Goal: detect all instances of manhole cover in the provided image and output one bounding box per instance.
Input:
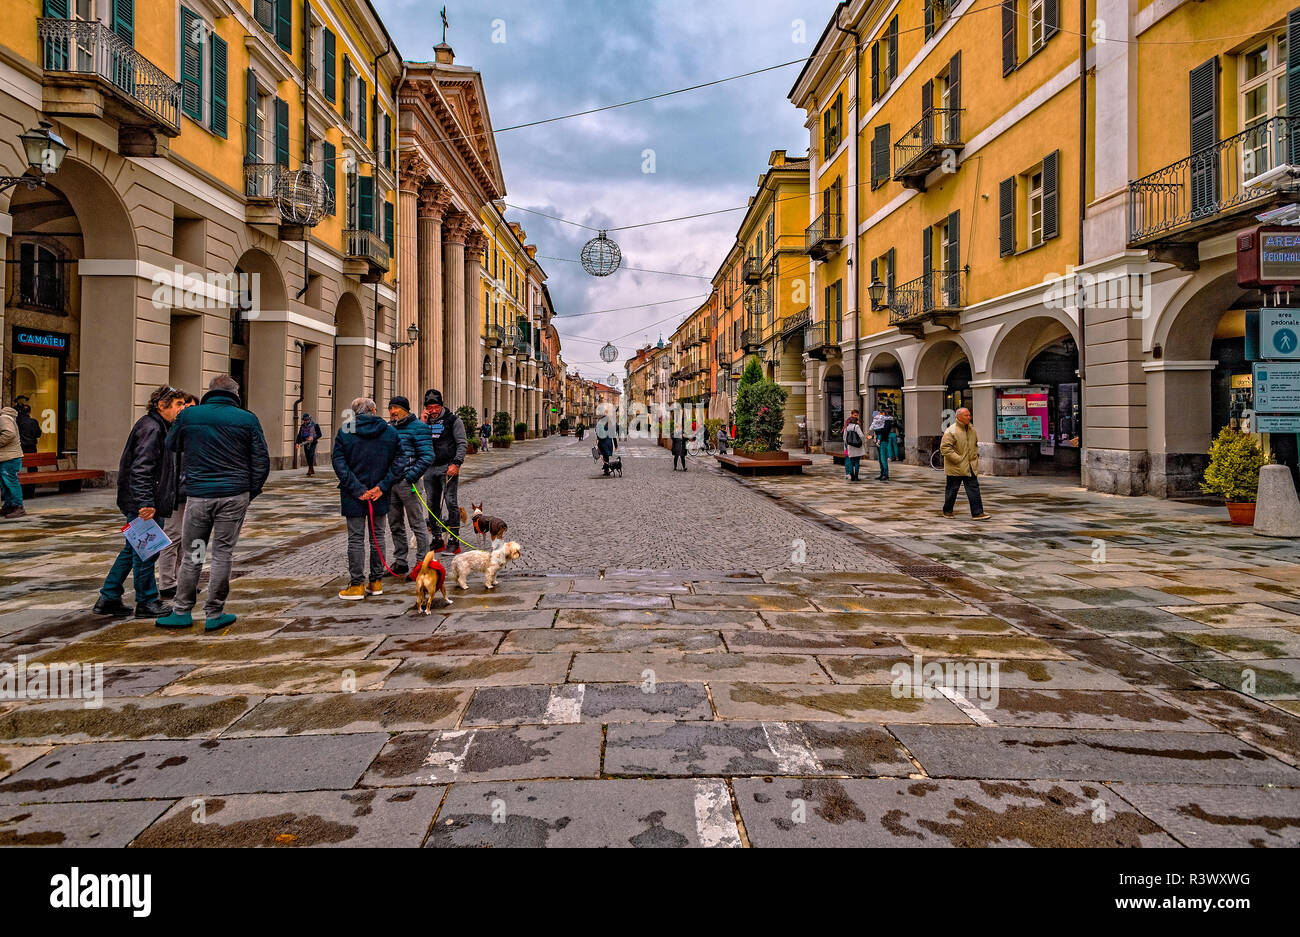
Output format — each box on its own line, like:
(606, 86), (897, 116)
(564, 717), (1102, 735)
(896, 564), (963, 579)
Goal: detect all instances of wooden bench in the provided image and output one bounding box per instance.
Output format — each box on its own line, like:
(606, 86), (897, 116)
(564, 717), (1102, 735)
(715, 453), (812, 476)
(18, 452), (106, 494)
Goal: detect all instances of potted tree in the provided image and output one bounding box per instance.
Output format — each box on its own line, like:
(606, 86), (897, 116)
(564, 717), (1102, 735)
(457, 405), (479, 454)
(559, 418), (570, 436)
(1201, 426), (1268, 525)
(515, 421), (529, 441)
(492, 410), (513, 449)
(733, 357), (789, 460)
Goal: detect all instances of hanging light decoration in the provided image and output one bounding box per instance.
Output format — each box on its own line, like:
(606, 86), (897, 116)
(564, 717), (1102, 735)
(607, 373), (619, 388)
(600, 341), (618, 363)
(580, 230), (622, 277)
(275, 163), (328, 227)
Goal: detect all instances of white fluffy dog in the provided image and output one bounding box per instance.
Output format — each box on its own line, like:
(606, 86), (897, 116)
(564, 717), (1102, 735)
(450, 540), (523, 590)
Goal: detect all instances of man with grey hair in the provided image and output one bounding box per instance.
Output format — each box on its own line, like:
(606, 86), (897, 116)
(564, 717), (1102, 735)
(156, 374), (270, 630)
(332, 396), (406, 600)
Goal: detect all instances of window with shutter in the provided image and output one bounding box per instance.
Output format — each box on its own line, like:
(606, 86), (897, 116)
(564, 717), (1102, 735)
(342, 57), (352, 120)
(210, 34), (227, 138)
(1042, 150), (1060, 241)
(943, 211), (960, 306)
(112, 0), (133, 45)
(1189, 58), (1219, 215)
(382, 113), (391, 168)
(1045, 0), (1060, 40)
(274, 0), (292, 53)
(384, 201), (394, 251)
(357, 78), (367, 139)
(925, 0), (935, 40)
(999, 176), (1016, 256)
(245, 69), (259, 162)
(1287, 11), (1300, 163)
(323, 29), (336, 102)
(887, 17), (898, 84)
(358, 176), (373, 232)
(1002, 0), (1017, 75)
(871, 41), (880, 102)
(322, 140), (336, 214)
(921, 227), (933, 309)
(274, 96), (289, 168)
(180, 7), (203, 122)
(947, 52), (961, 142)
(871, 124), (889, 188)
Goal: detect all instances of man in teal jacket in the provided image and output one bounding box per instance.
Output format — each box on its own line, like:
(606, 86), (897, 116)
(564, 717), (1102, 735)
(385, 395), (434, 576)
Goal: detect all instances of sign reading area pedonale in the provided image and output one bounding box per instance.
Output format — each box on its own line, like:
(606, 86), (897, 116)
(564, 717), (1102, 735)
(1260, 230), (1300, 282)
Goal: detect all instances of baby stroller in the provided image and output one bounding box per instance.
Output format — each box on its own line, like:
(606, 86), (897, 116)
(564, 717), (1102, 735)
(592, 444), (623, 477)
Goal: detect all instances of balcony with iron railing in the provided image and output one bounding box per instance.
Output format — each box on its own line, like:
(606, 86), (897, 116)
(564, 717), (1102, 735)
(487, 324), (510, 348)
(805, 211), (844, 260)
(343, 228), (390, 276)
(38, 18), (181, 153)
(1127, 116), (1300, 268)
(740, 328), (763, 354)
(780, 307), (810, 338)
(888, 267), (966, 337)
(742, 255), (764, 284)
(893, 107), (964, 191)
(803, 317), (830, 360)
(512, 326), (532, 357)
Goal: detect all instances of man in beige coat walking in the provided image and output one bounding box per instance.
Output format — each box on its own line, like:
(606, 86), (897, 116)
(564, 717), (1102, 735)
(939, 408), (991, 519)
(0, 405), (25, 519)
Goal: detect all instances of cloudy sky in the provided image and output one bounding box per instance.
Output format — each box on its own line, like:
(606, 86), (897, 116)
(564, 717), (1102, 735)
(375, 0), (834, 383)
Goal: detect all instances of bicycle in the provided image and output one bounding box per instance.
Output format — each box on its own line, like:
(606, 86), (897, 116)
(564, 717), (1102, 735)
(686, 436), (714, 457)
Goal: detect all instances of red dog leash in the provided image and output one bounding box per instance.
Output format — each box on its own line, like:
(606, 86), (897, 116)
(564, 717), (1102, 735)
(366, 499), (400, 578)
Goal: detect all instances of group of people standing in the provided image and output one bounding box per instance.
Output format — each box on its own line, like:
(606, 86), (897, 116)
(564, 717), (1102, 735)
(842, 409), (898, 483)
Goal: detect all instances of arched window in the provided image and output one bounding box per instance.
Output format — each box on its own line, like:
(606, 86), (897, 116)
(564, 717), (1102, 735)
(17, 242), (63, 313)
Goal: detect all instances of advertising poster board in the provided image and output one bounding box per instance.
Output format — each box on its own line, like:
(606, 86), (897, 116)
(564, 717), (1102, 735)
(996, 385), (1049, 442)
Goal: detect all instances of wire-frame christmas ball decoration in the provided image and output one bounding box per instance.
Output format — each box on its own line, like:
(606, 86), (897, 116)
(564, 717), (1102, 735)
(599, 341), (618, 363)
(580, 230), (622, 277)
(607, 373), (619, 389)
(275, 164), (328, 227)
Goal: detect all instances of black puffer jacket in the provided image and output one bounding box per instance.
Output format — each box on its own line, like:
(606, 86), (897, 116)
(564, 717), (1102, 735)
(116, 410), (169, 517)
(166, 389), (270, 500)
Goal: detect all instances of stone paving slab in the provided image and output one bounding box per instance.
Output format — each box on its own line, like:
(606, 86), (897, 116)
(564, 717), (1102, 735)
(671, 594), (817, 612)
(890, 725), (1300, 784)
(460, 683), (713, 726)
(603, 721), (915, 777)
(426, 778), (741, 848)
(721, 631), (908, 656)
(1109, 783), (1300, 847)
(810, 595), (984, 615)
(33, 634), (385, 666)
(1160, 603), (1300, 629)
(222, 689), (471, 737)
(555, 609), (765, 630)
(733, 778), (1177, 848)
(1152, 689), (1300, 767)
(499, 629), (723, 654)
(711, 683), (971, 724)
(760, 612), (1015, 634)
(897, 634), (1073, 660)
(0, 734), (390, 804)
(373, 632), (505, 657)
(1177, 658), (1300, 699)
(538, 592), (672, 610)
(0, 746), (50, 780)
(277, 614), (447, 636)
(976, 689), (1216, 731)
(0, 800), (173, 847)
(161, 660), (399, 696)
(130, 787), (445, 847)
(569, 579), (692, 594)
(383, 654), (572, 689)
(100, 665), (200, 697)
(362, 724), (602, 785)
(437, 609), (557, 632)
(1168, 628), (1300, 660)
(821, 656), (1138, 690)
(0, 695), (258, 743)
(569, 651), (829, 684)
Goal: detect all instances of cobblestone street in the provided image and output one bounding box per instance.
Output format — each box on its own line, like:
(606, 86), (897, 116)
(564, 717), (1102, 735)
(2, 435), (1299, 847)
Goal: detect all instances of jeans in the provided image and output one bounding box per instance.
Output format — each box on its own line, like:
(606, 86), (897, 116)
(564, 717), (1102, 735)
(845, 455), (860, 480)
(0, 457), (22, 509)
(347, 514), (384, 585)
(302, 442), (318, 470)
(99, 514), (159, 605)
(943, 472), (985, 516)
(173, 493), (250, 618)
(387, 480), (428, 566)
(878, 445), (890, 479)
(424, 470), (460, 545)
(156, 502), (186, 590)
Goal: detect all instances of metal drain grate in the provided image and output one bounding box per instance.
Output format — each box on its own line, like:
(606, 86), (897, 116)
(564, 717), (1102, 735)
(896, 564), (964, 579)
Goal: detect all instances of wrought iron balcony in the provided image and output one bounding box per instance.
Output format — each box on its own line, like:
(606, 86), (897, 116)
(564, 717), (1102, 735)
(38, 18), (181, 152)
(803, 317), (830, 360)
(1128, 117), (1300, 268)
(740, 329), (762, 354)
(487, 325), (510, 348)
(742, 255), (763, 284)
(893, 107), (964, 191)
(512, 327), (531, 357)
(780, 307), (810, 337)
(805, 211), (844, 260)
(344, 228), (390, 275)
(244, 161), (279, 199)
(888, 267), (965, 337)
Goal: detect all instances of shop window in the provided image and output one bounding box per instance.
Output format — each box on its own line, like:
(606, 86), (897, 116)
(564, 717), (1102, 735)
(1028, 167), (1045, 248)
(17, 242), (64, 313)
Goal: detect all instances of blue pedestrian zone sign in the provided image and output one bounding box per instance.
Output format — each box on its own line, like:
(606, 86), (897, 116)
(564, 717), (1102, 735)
(1261, 308), (1300, 359)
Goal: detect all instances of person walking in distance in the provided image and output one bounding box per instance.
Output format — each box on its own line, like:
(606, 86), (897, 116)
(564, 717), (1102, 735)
(867, 409), (890, 481)
(670, 416), (687, 471)
(155, 375), (270, 631)
(334, 397), (406, 600)
(155, 392), (197, 599)
(843, 411), (865, 483)
(385, 395), (434, 577)
(14, 401), (41, 454)
(0, 403), (25, 519)
(421, 389), (467, 554)
(478, 419), (492, 452)
(940, 407), (991, 520)
(296, 412), (322, 476)
(92, 385), (188, 618)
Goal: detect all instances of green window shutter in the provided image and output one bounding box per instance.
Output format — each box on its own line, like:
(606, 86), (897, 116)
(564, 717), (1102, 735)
(357, 78), (367, 139)
(999, 176), (1016, 256)
(1189, 57), (1219, 213)
(1045, 0), (1061, 40)
(887, 17), (898, 84)
(180, 7), (203, 122)
(382, 113), (391, 168)
(274, 95), (289, 167)
(43, 0), (69, 15)
(833, 281), (842, 342)
(1290, 11), (1300, 161)
(871, 41), (879, 102)
(274, 0), (292, 53)
(1042, 150), (1060, 241)
(245, 69), (259, 162)
(111, 0), (133, 45)
(43, 0), (69, 70)
(323, 29), (336, 103)
(948, 52), (961, 142)
(887, 247), (895, 295)
(322, 140), (336, 214)
(871, 124), (889, 187)
(384, 200), (394, 250)
(342, 57), (352, 120)
(925, 0), (935, 39)
(1002, 0), (1017, 75)
(922, 225), (932, 276)
(358, 175), (374, 232)
(210, 33), (227, 138)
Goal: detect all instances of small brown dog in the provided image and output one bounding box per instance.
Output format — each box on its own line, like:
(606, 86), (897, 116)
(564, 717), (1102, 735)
(461, 502), (509, 549)
(413, 551), (451, 614)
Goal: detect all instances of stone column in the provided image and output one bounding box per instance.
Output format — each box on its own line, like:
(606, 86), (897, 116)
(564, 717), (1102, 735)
(397, 156), (425, 400)
(441, 213), (470, 411)
(464, 230), (488, 423)
(416, 183), (452, 397)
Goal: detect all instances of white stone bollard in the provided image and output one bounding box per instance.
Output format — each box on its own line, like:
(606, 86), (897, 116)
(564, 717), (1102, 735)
(1253, 463), (1300, 538)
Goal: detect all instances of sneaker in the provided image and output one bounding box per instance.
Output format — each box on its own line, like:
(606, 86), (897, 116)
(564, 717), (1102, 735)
(366, 579), (384, 596)
(155, 611), (193, 629)
(204, 613), (236, 632)
(339, 584), (366, 600)
(942, 512), (955, 518)
(972, 513), (992, 520)
(135, 599), (171, 619)
(92, 597), (132, 617)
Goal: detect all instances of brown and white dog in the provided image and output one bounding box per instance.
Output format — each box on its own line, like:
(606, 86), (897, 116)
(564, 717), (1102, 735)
(460, 502), (509, 549)
(413, 552), (451, 614)
(450, 541), (522, 590)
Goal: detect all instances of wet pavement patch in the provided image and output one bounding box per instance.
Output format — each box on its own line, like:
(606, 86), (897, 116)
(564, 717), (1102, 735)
(383, 654), (571, 689)
(733, 778), (1176, 847)
(374, 632), (505, 656)
(0, 800), (173, 847)
(555, 609), (765, 630)
(223, 689), (471, 736)
(1109, 783), (1300, 847)
(131, 787), (444, 847)
(461, 682), (713, 726)
(712, 683), (971, 723)
(362, 724), (603, 785)
(722, 631), (908, 656)
(425, 778), (740, 848)
(499, 628), (723, 654)
(1177, 659), (1300, 699)
(569, 651), (829, 684)
(0, 696), (257, 743)
(161, 660), (399, 696)
(0, 733), (390, 803)
(34, 634), (384, 666)
(976, 689), (1215, 731)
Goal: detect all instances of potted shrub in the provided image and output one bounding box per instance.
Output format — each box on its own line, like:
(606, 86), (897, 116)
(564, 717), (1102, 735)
(559, 417), (570, 436)
(491, 434), (513, 449)
(733, 357), (789, 459)
(515, 421), (528, 440)
(457, 405), (478, 454)
(492, 410), (512, 440)
(1201, 426), (1268, 525)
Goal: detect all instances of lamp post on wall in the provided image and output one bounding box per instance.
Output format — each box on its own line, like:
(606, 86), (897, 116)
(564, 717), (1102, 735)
(0, 122), (69, 194)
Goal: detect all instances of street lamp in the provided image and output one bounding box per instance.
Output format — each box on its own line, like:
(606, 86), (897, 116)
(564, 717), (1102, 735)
(1, 122), (69, 194)
(391, 322), (420, 349)
(868, 275), (887, 308)
(482, 354), (493, 377)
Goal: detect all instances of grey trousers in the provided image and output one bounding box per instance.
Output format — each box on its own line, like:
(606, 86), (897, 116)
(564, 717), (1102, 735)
(347, 514), (384, 585)
(173, 493), (250, 618)
(156, 502), (186, 590)
(423, 470), (459, 543)
(386, 481), (427, 566)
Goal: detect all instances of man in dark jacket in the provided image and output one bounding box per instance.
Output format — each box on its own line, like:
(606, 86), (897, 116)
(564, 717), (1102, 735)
(334, 396), (406, 599)
(156, 374), (270, 631)
(421, 389), (467, 554)
(385, 395), (434, 576)
(14, 402), (41, 454)
(94, 385), (188, 618)
(296, 412), (322, 476)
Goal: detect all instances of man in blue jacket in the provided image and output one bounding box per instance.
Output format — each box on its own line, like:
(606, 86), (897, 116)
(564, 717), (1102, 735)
(156, 374), (270, 631)
(421, 389), (466, 554)
(333, 396), (406, 599)
(385, 395), (433, 577)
